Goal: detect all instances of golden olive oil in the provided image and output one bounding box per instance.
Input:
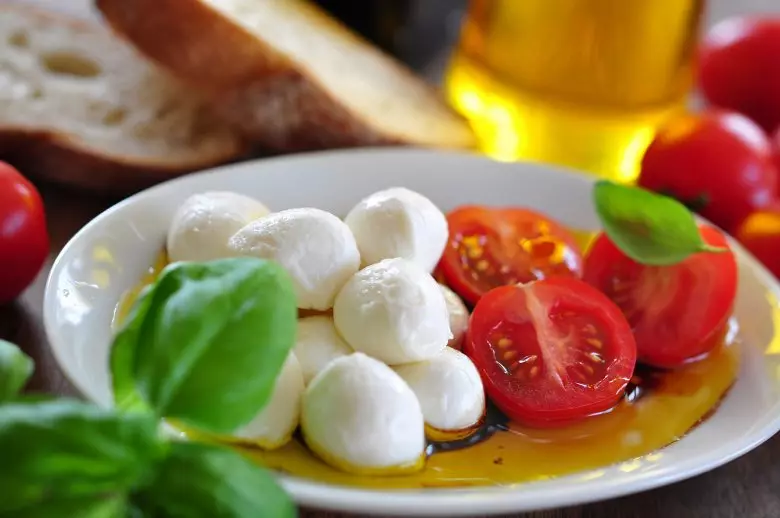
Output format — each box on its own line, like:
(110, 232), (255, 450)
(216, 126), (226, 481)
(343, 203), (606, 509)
(446, 0), (705, 183)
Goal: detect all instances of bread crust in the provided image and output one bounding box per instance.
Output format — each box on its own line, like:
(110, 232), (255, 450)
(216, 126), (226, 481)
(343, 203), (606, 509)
(96, 0), (475, 151)
(0, 129), (248, 194)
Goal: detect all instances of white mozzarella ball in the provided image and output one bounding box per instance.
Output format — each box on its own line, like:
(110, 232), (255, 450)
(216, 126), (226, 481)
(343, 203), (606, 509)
(294, 315), (353, 385)
(333, 258), (451, 365)
(228, 208), (360, 310)
(167, 191), (270, 263)
(394, 348), (485, 432)
(301, 353), (425, 473)
(232, 353), (304, 449)
(439, 284), (469, 350)
(344, 187), (448, 272)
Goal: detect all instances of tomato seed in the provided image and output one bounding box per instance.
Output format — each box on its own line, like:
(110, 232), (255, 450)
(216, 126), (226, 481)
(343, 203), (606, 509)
(585, 338), (603, 349)
(497, 338), (512, 348)
(588, 352), (604, 363)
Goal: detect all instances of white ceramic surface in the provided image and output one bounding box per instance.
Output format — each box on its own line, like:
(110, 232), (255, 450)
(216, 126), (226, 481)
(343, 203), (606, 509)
(44, 149), (780, 516)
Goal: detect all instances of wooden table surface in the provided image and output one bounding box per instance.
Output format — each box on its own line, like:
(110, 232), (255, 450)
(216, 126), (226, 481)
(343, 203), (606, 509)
(6, 0), (780, 517)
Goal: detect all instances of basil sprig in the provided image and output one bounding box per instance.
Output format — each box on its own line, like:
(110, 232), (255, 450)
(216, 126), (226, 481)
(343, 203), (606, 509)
(593, 181), (728, 265)
(0, 257), (299, 518)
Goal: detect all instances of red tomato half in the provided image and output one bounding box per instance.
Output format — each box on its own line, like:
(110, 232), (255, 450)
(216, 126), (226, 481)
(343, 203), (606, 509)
(464, 277), (636, 428)
(583, 225), (737, 369)
(638, 110), (778, 233)
(0, 162), (49, 304)
(699, 17), (780, 134)
(735, 208), (780, 279)
(439, 206), (583, 305)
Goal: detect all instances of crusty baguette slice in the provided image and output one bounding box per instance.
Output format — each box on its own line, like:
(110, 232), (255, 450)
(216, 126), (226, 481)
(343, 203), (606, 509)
(0, 4), (247, 193)
(95, 0), (476, 152)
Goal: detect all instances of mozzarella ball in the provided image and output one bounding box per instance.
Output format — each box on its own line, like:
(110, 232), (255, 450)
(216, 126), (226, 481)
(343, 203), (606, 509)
(167, 191), (270, 263)
(228, 208), (360, 310)
(394, 348), (485, 432)
(344, 187), (448, 272)
(334, 258), (451, 365)
(439, 284), (469, 350)
(294, 315), (353, 385)
(301, 353), (425, 473)
(232, 353), (304, 449)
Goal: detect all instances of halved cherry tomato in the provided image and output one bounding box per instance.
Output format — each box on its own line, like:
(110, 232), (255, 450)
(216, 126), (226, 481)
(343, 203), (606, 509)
(464, 277), (636, 428)
(698, 17), (780, 134)
(583, 225), (737, 369)
(638, 110), (778, 234)
(735, 208), (780, 279)
(439, 206), (583, 305)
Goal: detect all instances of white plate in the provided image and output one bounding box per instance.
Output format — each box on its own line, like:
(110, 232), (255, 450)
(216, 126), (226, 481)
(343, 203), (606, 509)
(44, 148), (780, 516)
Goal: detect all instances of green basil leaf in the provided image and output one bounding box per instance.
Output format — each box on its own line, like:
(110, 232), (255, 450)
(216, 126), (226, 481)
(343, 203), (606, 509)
(8, 494), (127, 518)
(0, 339), (33, 401)
(0, 400), (163, 514)
(133, 442), (296, 518)
(111, 284), (154, 414)
(110, 258), (297, 434)
(593, 181), (727, 265)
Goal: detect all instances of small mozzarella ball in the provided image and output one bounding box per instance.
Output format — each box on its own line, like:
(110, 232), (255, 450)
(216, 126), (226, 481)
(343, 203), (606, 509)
(440, 284), (469, 350)
(301, 353), (425, 473)
(344, 187), (448, 272)
(228, 208), (360, 310)
(232, 353), (304, 449)
(334, 258), (451, 365)
(394, 348), (485, 432)
(294, 315), (353, 385)
(167, 191), (270, 263)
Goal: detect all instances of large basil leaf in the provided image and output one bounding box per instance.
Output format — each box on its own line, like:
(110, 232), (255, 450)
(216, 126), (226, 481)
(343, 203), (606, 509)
(0, 400), (162, 514)
(110, 258), (297, 434)
(134, 442), (296, 518)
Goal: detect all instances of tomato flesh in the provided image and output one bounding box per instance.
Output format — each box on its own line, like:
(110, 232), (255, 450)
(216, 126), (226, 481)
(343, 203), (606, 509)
(0, 162), (49, 304)
(583, 225), (737, 369)
(439, 206), (583, 305)
(464, 277), (636, 428)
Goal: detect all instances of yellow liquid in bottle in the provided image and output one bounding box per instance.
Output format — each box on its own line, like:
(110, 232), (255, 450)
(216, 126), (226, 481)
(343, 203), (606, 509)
(446, 0), (705, 183)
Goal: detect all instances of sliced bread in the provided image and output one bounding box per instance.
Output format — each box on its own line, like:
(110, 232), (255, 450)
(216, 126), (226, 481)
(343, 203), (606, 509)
(95, 0), (476, 152)
(0, 4), (247, 193)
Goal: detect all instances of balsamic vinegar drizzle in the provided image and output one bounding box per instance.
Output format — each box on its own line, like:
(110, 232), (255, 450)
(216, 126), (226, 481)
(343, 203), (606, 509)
(427, 402), (509, 456)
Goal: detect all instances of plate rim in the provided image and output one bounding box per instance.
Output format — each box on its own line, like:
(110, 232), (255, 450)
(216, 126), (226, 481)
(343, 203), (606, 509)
(42, 148), (780, 516)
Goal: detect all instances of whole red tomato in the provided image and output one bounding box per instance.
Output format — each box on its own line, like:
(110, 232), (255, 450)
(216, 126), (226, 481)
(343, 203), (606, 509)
(0, 162), (49, 304)
(638, 110), (778, 233)
(735, 208), (780, 279)
(698, 17), (780, 134)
